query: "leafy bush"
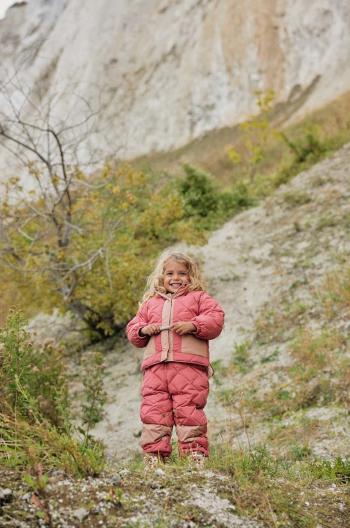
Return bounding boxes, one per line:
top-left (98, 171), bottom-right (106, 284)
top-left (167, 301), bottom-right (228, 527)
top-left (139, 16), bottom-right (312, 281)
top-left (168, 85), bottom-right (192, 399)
top-left (0, 311), bottom-right (104, 475)
top-left (226, 92), bottom-right (339, 203)
top-left (0, 158), bottom-right (256, 336)
top-left (281, 124), bottom-right (328, 164)
top-left (0, 166), bottom-right (196, 336)
top-left (179, 164), bottom-right (220, 218)
top-left (179, 164), bottom-right (254, 229)
top-left (227, 90), bottom-right (276, 184)
top-left (220, 183), bottom-right (255, 211)
top-left (0, 311), bottom-right (69, 428)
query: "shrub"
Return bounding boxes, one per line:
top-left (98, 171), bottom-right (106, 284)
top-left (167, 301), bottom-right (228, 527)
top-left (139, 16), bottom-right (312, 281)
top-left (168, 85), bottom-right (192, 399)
top-left (0, 311), bottom-right (105, 475)
top-left (281, 124), bottom-right (328, 165)
top-left (0, 165), bottom-right (196, 336)
top-left (0, 310), bottom-right (69, 428)
top-left (80, 350), bottom-right (107, 431)
top-left (179, 165), bottom-right (254, 229)
top-left (179, 164), bottom-right (220, 218)
top-left (222, 182), bottom-right (255, 210)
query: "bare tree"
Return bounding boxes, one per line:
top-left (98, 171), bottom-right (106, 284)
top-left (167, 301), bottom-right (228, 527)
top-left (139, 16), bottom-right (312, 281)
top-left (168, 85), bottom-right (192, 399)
top-left (0, 78), bottom-right (130, 337)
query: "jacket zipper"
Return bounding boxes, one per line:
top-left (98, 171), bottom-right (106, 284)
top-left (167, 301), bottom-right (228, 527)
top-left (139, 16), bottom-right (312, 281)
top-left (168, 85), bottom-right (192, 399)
top-left (167, 297), bottom-right (174, 361)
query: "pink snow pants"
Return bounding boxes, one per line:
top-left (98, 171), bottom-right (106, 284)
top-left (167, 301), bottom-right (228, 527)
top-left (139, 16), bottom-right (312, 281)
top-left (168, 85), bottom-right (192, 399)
top-left (140, 362), bottom-right (209, 457)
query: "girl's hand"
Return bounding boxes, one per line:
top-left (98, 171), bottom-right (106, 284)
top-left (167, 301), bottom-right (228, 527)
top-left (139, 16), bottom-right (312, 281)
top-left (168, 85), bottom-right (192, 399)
top-left (171, 322), bottom-right (196, 335)
top-left (140, 324), bottom-right (161, 336)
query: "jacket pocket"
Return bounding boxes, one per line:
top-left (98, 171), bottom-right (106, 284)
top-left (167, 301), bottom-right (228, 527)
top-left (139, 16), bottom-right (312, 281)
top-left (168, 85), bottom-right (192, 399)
top-left (181, 335), bottom-right (208, 357)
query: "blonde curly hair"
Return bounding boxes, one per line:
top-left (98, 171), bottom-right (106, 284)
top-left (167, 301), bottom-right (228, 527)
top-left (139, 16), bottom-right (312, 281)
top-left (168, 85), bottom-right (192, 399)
top-left (141, 251), bottom-right (205, 303)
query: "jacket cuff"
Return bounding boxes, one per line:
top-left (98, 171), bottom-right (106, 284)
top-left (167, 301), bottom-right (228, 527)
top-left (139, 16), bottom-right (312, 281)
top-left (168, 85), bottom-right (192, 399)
top-left (191, 322), bottom-right (198, 334)
top-left (138, 327), bottom-right (148, 338)
top-left (191, 319), bottom-right (201, 336)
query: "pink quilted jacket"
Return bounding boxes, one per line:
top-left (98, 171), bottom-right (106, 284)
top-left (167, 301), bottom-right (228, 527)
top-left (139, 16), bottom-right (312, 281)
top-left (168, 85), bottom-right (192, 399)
top-left (126, 289), bottom-right (225, 370)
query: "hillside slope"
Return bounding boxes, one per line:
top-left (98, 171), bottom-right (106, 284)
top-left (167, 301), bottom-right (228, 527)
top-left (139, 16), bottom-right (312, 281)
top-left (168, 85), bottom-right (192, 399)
top-left (3, 144), bottom-right (350, 528)
top-left (93, 143), bottom-right (350, 464)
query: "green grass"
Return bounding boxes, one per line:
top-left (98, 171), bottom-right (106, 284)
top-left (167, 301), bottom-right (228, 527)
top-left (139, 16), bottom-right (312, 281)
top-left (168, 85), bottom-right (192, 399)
top-left (207, 444), bottom-right (350, 527)
top-left (231, 341), bottom-right (252, 373)
top-left (283, 190), bottom-right (312, 207)
top-left (126, 444), bottom-right (350, 527)
top-left (0, 310), bottom-right (105, 477)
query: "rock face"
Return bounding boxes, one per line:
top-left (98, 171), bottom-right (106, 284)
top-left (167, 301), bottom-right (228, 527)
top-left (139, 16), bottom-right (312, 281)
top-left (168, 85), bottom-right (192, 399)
top-left (1, 0), bottom-right (350, 163)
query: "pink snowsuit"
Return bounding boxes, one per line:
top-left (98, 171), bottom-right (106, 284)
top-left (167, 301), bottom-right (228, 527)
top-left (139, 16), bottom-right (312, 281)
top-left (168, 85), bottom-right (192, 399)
top-left (126, 289), bottom-right (224, 457)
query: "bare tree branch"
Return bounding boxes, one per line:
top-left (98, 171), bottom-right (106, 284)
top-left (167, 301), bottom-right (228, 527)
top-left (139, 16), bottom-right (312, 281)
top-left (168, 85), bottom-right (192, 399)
top-left (0, 76), bottom-right (133, 337)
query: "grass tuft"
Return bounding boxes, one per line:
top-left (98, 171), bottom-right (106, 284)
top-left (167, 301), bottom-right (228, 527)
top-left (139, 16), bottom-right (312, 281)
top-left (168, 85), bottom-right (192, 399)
top-left (0, 310), bottom-right (105, 476)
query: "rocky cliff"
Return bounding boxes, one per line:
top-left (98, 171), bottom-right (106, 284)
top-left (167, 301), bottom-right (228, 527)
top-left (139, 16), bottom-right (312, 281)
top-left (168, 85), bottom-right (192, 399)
top-left (1, 0), bottom-right (350, 164)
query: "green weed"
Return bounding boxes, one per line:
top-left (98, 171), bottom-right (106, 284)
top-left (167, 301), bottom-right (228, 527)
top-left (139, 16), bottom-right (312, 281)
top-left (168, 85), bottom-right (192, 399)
top-left (0, 311), bottom-right (105, 476)
top-left (310, 457), bottom-right (350, 483)
top-left (208, 443), bottom-right (350, 527)
top-left (320, 267), bottom-right (350, 319)
top-left (283, 190), bottom-right (312, 207)
top-left (289, 444), bottom-right (312, 461)
top-left (255, 299), bottom-right (307, 345)
top-left (316, 214), bottom-right (338, 230)
top-left (260, 348), bottom-right (279, 363)
top-left (291, 328), bottom-right (346, 369)
top-left (217, 387), bottom-right (237, 407)
top-left (231, 341), bottom-right (252, 373)
top-left (80, 350), bottom-right (107, 433)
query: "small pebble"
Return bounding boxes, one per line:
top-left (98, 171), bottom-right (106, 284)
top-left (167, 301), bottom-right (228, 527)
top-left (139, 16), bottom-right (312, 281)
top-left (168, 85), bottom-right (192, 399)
top-left (111, 474), bottom-right (122, 486)
top-left (0, 488), bottom-right (13, 505)
top-left (72, 507), bottom-right (89, 521)
top-left (133, 429), bottom-right (142, 437)
top-left (21, 492), bottom-right (32, 502)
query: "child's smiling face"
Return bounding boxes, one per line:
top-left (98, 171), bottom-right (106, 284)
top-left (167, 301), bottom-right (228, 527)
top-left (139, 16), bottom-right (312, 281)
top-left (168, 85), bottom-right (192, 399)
top-left (163, 259), bottom-right (190, 294)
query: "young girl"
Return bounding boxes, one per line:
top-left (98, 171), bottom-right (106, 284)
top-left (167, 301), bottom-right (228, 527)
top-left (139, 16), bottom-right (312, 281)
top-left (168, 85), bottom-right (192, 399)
top-left (126, 252), bottom-right (224, 464)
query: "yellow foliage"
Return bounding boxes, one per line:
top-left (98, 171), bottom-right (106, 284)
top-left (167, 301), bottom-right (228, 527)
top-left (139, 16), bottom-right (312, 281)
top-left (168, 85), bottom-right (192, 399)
top-left (0, 164), bottom-right (197, 334)
top-left (227, 90), bottom-right (278, 182)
